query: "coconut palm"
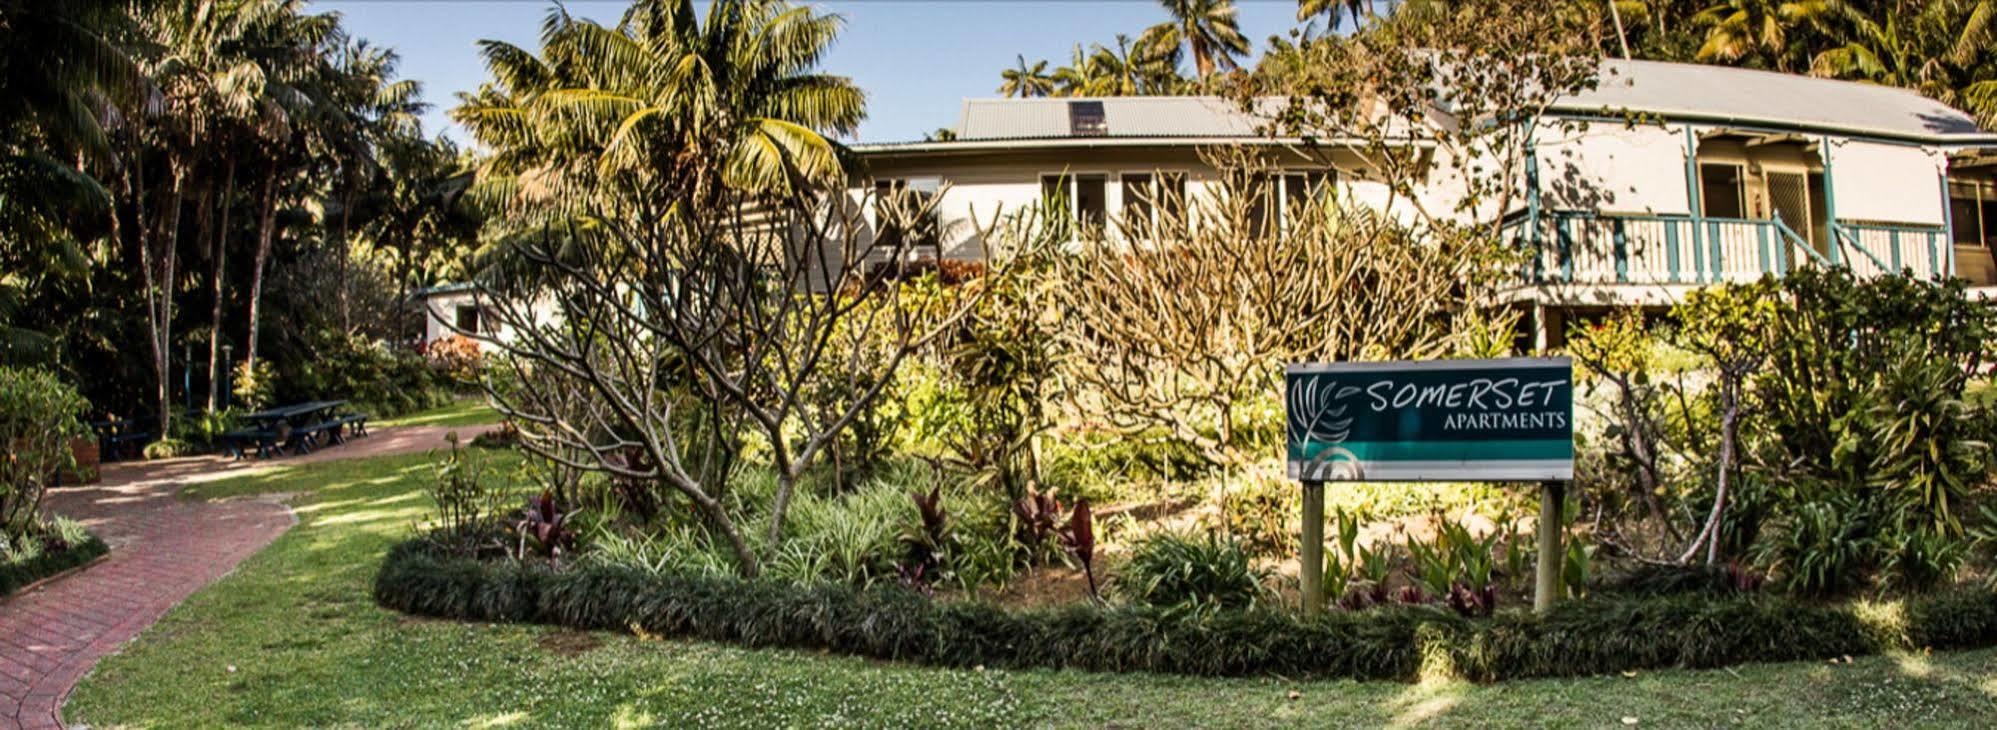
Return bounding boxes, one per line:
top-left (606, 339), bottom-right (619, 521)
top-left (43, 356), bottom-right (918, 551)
top-left (455, 0), bottom-right (865, 226)
top-left (998, 55), bottom-right (1057, 98)
top-left (1090, 34), bottom-right (1184, 95)
top-left (1297, 0), bottom-right (1375, 28)
top-left (1807, 0), bottom-right (1997, 126)
top-left (1691, 0), bottom-right (1835, 71)
top-left (1144, 0), bottom-right (1251, 77)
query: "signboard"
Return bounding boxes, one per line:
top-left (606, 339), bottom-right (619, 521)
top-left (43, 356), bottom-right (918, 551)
top-left (1285, 357), bottom-right (1574, 482)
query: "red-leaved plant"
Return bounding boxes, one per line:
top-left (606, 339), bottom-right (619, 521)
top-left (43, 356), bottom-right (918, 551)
top-left (515, 490), bottom-right (575, 560)
top-left (1060, 498), bottom-right (1098, 600)
top-left (1012, 486), bottom-right (1062, 552)
top-left (901, 486), bottom-right (949, 584)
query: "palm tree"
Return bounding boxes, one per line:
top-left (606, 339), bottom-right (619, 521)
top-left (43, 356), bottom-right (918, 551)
top-left (0, 0), bottom-right (137, 363)
top-left (1297, 0), bottom-right (1375, 29)
top-left (1808, 0), bottom-right (1997, 126)
top-left (1053, 44), bottom-right (1104, 97)
top-left (1145, 0), bottom-right (1251, 78)
top-left (1691, 0), bottom-right (1834, 71)
top-left (455, 0), bottom-right (866, 226)
top-left (998, 55), bottom-right (1056, 98)
top-left (1090, 34), bottom-right (1183, 95)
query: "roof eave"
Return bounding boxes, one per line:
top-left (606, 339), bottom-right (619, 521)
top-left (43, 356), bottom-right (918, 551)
top-left (1547, 104), bottom-right (1997, 146)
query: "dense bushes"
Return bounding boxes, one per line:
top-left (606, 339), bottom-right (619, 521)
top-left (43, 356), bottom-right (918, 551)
top-left (375, 540), bottom-right (1997, 682)
top-left (277, 329), bottom-right (453, 417)
top-left (0, 366), bottom-right (88, 536)
top-left (1571, 268), bottom-right (1997, 596)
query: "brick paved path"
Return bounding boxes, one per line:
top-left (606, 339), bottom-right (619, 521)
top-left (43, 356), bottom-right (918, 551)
top-left (0, 423), bottom-right (492, 729)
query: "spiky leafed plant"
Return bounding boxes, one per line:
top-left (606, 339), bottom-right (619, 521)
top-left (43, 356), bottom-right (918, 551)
top-left (1690, 0), bottom-right (1837, 71)
top-left (453, 0), bottom-right (866, 228)
top-left (998, 54), bottom-right (1056, 98)
top-left (1144, 0), bottom-right (1251, 78)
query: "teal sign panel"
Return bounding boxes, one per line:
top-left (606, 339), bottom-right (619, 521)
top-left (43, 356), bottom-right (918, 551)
top-left (1286, 357), bottom-right (1574, 482)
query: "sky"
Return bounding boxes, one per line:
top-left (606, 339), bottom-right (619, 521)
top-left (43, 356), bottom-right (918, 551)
top-left (312, 1), bottom-right (1309, 145)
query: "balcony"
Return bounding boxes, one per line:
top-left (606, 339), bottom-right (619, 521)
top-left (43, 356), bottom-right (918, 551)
top-left (1504, 211), bottom-right (1950, 287)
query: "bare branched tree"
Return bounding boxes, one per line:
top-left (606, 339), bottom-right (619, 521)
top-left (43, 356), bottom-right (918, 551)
top-left (1051, 149), bottom-right (1509, 467)
top-left (1248, 0), bottom-right (1604, 234)
top-left (468, 184), bottom-right (1008, 576)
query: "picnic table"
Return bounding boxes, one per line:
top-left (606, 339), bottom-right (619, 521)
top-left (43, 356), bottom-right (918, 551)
top-left (90, 416), bottom-right (155, 462)
top-left (224, 400), bottom-right (369, 459)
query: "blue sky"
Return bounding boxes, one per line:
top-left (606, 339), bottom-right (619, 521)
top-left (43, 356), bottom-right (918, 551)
top-left (313, 1), bottom-right (1308, 145)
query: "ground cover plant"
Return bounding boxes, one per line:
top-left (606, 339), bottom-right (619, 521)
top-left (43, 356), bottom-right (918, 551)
top-left (64, 451), bottom-right (1997, 728)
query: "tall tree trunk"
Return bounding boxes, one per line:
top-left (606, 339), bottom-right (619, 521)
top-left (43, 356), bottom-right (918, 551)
top-left (337, 180), bottom-right (354, 333)
top-left (245, 168), bottom-right (278, 372)
top-left (160, 165), bottom-right (185, 433)
top-left (207, 156), bottom-right (236, 411)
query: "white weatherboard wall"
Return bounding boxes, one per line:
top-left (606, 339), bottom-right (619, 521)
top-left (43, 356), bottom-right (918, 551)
top-left (1830, 140), bottom-right (1947, 225)
top-left (1534, 122), bottom-right (1691, 215)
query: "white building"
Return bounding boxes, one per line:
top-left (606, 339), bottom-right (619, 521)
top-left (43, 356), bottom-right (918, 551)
top-left (418, 59), bottom-right (1997, 350)
top-left (846, 59), bottom-right (1997, 348)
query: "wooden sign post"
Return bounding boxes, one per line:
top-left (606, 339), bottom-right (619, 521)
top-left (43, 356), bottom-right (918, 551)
top-left (1286, 358), bottom-right (1575, 615)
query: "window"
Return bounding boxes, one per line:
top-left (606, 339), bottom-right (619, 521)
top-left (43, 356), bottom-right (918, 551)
top-left (454, 304), bottom-right (480, 334)
top-left (1699, 163), bottom-right (1746, 219)
top-left (1950, 194), bottom-right (1980, 246)
top-left (873, 177), bottom-right (941, 247)
top-left (1040, 173), bottom-right (1107, 231)
top-left (1281, 170), bottom-right (1335, 228)
top-left (1120, 171), bottom-right (1187, 237)
top-left (1244, 173), bottom-right (1274, 239)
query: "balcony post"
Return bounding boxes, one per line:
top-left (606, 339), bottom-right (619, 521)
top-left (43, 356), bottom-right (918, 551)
top-left (1683, 126), bottom-right (1706, 279)
top-left (1821, 136), bottom-right (1842, 267)
top-left (1939, 171), bottom-right (1954, 279)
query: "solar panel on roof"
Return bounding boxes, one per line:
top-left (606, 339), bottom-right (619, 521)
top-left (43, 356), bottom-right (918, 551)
top-left (1069, 101), bottom-right (1107, 137)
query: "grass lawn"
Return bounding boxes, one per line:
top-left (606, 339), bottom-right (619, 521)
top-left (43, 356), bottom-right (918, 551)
top-left (376, 397), bottom-right (501, 428)
top-left (65, 452), bottom-right (1997, 728)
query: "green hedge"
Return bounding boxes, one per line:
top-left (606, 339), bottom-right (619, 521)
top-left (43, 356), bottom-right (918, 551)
top-left (1, 534), bottom-right (108, 597)
top-left (375, 540), bottom-right (1997, 682)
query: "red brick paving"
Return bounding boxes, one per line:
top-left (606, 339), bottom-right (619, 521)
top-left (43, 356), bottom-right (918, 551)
top-left (0, 423), bottom-right (492, 729)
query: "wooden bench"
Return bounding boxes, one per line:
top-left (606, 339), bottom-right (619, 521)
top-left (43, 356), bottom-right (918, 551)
top-left (221, 428), bottom-right (281, 460)
top-left (336, 413), bottom-right (370, 439)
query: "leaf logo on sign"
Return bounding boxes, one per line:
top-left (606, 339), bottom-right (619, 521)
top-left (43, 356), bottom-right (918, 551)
top-left (1287, 376), bottom-right (1364, 480)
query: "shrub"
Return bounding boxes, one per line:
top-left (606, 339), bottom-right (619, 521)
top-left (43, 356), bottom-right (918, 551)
top-left (420, 436), bottom-right (513, 558)
top-left (0, 366), bottom-right (88, 538)
top-left (421, 335), bottom-right (485, 386)
top-left (375, 540), bottom-right (1997, 682)
top-left (1117, 532), bottom-right (1269, 611)
top-left (232, 359), bottom-right (277, 411)
top-left (279, 329), bottom-right (451, 417)
top-left (142, 437), bottom-right (201, 460)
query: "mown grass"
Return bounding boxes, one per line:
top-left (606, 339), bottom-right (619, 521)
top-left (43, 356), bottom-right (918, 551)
top-left (375, 397), bottom-right (500, 428)
top-left (66, 451), bottom-right (1997, 728)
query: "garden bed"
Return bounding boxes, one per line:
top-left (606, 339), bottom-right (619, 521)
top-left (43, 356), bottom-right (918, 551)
top-left (375, 539), bottom-right (1997, 683)
top-left (1, 533), bottom-right (109, 598)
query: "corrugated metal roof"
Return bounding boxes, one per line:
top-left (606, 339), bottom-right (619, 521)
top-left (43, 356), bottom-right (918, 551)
top-left (930, 60), bottom-right (1994, 148)
top-left (956, 97), bottom-right (1273, 140)
top-left (1559, 59), bottom-right (1988, 142)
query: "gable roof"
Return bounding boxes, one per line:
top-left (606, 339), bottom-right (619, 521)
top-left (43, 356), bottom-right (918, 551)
top-left (1558, 59), bottom-right (1993, 143)
top-left (854, 60), bottom-right (1997, 154)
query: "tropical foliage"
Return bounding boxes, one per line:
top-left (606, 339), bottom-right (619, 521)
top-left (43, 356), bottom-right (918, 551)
top-left (0, 0), bottom-right (479, 434)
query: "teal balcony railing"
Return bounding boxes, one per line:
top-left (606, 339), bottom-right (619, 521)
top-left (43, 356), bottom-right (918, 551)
top-left (1503, 211), bottom-right (1949, 285)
